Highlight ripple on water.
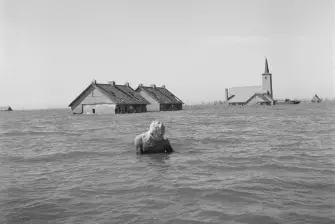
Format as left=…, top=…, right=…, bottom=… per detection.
left=0, top=105, right=335, bottom=224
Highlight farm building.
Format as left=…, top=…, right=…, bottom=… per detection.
left=0, top=106, right=13, bottom=111
left=311, top=94, right=322, bottom=103
left=135, top=84, right=183, bottom=111
left=68, top=80, right=150, bottom=115
left=225, top=58, right=275, bottom=106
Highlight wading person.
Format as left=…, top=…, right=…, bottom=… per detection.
left=134, top=120, right=174, bottom=154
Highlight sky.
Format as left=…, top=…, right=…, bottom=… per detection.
left=0, top=0, right=334, bottom=109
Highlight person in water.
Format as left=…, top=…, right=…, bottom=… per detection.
left=134, top=120, right=174, bottom=154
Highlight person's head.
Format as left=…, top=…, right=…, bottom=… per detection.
left=148, top=120, right=165, bottom=141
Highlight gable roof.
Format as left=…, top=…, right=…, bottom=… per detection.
left=311, top=94, right=321, bottom=102
left=68, top=82, right=150, bottom=107
left=136, top=85, right=183, bottom=104
left=114, top=84, right=151, bottom=104
left=227, top=86, right=262, bottom=103
left=245, top=93, right=273, bottom=105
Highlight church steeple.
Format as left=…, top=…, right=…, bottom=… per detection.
left=264, top=57, right=270, bottom=74
left=261, top=58, right=273, bottom=98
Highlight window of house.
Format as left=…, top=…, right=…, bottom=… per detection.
left=92, top=109, right=95, bottom=114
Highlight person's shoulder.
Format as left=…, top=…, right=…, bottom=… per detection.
left=134, top=133, right=144, bottom=144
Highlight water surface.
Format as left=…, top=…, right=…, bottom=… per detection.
left=0, top=103, right=334, bottom=224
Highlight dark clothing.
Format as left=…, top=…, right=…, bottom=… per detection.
left=135, top=135, right=174, bottom=154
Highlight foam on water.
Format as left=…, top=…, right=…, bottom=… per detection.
left=0, top=104, right=334, bottom=224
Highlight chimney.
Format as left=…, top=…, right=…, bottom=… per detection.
left=162, top=85, right=166, bottom=88
left=108, top=81, right=115, bottom=86
left=124, top=82, right=130, bottom=87
left=150, top=84, right=156, bottom=88
left=91, top=79, right=97, bottom=84
left=138, top=83, right=143, bottom=87
left=225, top=88, right=229, bottom=102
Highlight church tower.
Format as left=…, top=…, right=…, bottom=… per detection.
left=262, top=58, right=273, bottom=98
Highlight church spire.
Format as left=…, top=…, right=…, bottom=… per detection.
left=264, top=57, right=270, bottom=73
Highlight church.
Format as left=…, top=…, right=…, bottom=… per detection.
left=225, top=59, right=275, bottom=106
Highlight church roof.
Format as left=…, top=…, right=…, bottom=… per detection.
left=227, top=86, right=262, bottom=103
left=245, top=93, right=273, bottom=105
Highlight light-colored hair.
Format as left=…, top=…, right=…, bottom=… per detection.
left=148, top=120, right=165, bottom=141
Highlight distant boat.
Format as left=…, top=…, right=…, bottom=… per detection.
left=274, top=99, right=301, bottom=105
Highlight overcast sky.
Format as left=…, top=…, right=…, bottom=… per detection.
left=0, top=0, right=334, bottom=109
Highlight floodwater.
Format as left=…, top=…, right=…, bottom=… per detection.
left=0, top=103, right=334, bottom=224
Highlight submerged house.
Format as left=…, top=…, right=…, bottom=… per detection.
left=68, top=80, right=150, bottom=115
left=311, top=94, right=322, bottom=103
left=225, top=58, right=275, bottom=106
left=135, top=84, right=183, bottom=111
left=0, top=106, right=13, bottom=111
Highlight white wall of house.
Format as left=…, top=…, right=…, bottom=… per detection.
left=72, top=105, right=83, bottom=114
left=138, top=90, right=160, bottom=111
left=83, top=104, right=116, bottom=114
left=72, top=87, right=115, bottom=114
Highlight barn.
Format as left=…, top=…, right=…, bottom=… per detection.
left=68, top=80, right=150, bottom=115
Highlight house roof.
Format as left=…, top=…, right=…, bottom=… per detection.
left=136, top=85, right=183, bottom=104
left=312, top=94, right=321, bottom=102
left=68, top=82, right=150, bottom=107
left=114, top=85, right=151, bottom=104
left=96, top=84, right=150, bottom=105
left=227, top=86, right=262, bottom=103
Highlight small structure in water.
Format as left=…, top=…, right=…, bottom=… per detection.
left=135, top=84, right=183, bottom=111
left=68, top=80, right=150, bottom=115
left=275, top=98, right=301, bottom=105
left=0, top=106, right=13, bottom=112
left=134, top=120, right=174, bottom=154
left=311, top=94, right=322, bottom=103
